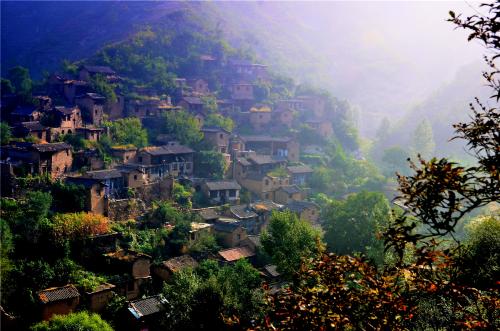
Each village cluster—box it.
[1,58,335,328]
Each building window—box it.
[265,179,269,186]
[134,175,138,180]
[210,191,218,198]
[237,234,241,240]
[229,190,236,197]
[138,156,143,163]
[220,133,223,139]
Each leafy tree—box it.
[411,119,435,159]
[16,191,53,244]
[1,78,15,94]
[376,117,391,141]
[169,218,191,253]
[31,311,113,331]
[90,74,117,103]
[105,118,148,148]
[204,113,234,131]
[188,232,220,258]
[149,201,182,225]
[50,181,87,213]
[261,210,322,277]
[323,191,391,264]
[172,183,192,208]
[194,150,226,179]
[201,95,218,113]
[162,111,203,147]
[51,212,110,244]
[8,66,32,100]
[1,122,12,145]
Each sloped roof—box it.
[140,144,194,156]
[277,185,302,195]
[31,142,71,153]
[201,126,230,134]
[76,92,105,100]
[128,295,167,319]
[38,285,79,304]
[285,200,319,213]
[230,205,258,219]
[197,208,220,221]
[240,135,292,143]
[54,105,79,115]
[20,121,46,131]
[287,164,313,174]
[82,169,123,180]
[263,264,280,278]
[218,246,255,262]
[104,249,151,262]
[181,96,203,105]
[65,176,107,188]
[162,255,199,273]
[213,220,242,233]
[204,180,241,191]
[248,154,285,165]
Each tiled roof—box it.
[196,208,220,221]
[218,246,255,262]
[128,295,167,319]
[252,200,283,212]
[214,220,241,233]
[201,126,230,134]
[204,180,241,191]
[236,157,251,166]
[287,164,313,174]
[240,135,292,143]
[31,142,71,153]
[263,264,280,278]
[248,154,285,165]
[140,144,194,156]
[76,92,105,100]
[82,169,123,180]
[65,176,106,188]
[285,200,319,213]
[104,249,151,262]
[55,106,78,115]
[163,255,199,273]
[278,185,302,195]
[230,205,258,219]
[88,283,116,294]
[38,285,80,304]
[182,96,203,105]
[20,121,46,131]
[83,65,116,74]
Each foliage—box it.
[381,146,411,177]
[204,112,234,131]
[411,119,435,159]
[172,183,193,208]
[104,117,148,148]
[50,181,87,213]
[194,150,227,179]
[169,218,191,253]
[1,78,15,94]
[51,212,110,243]
[261,210,322,277]
[149,200,183,225]
[1,121,12,145]
[323,191,391,264]
[8,66,32,101]
[31,311,113,331]
[188,232,220,257]
[267,166,288,178]
[90,74,117,103]
[129,227,170,261]
[162,111,203,147]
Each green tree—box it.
[31,311,113,331]
[261,210,322,277]
[376,117,391,141]
[172,183,192,208]
[204,113,234,131]
[8,66,32,100]
[162,111,203,147]
[90,74,117,103]
[323,191,390,262]
[381,146,411,177]
[105,118,148,148]
[194,150,227,179]
[50,181,87,213]
[411,119,435,159]
[1,122,12,145]
[1,78,15,95]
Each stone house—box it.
[152,255,199,282]
[106,94,126,120]
[249,105,272,130]
[231,82,254,101]
[237,135,300,162]
[273,106,295,128]
[111,146,137,164]
[79,169,126,198]
[75,92,105,126]
[38,285,80,320]
[305,119,333,138]
[218,246,255,264]
[276,98,306,111]
[136,143,194,178]
[226,204,265,235]
[103,249,152,300]
[10,106,41,123]
[201,126,231,154]
[285,200,320,224]
[86,283,116,313]
[127,295,167,331]
[201,180,241,205]
[186,78,210,95]
[189,222,213,242]
[52,105,83,136]
[12,121,49,143]
[76,126,105,142]
[274,185,304,205]
[79,65,118,82]
[63,80,89,104]
[287,164,313,186]
[213,219,248,248]
[297,95,327,118]
[65,176,107,215]
[228,59,269,81]
[1,142,72,178]
[126,96,174,119]
[178,96,204,113]
[72,149,105,171]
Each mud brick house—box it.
[286,164,313,186]
[38,285,80,320]
[111,146,137,164]
[103,249,152,300]
[79,65,119,82]
[201,126,231,154]
[305,119,334,138]
[152,255,199,282]
[249,105,272,130]
[65,176,107,215]
[78,169,126,198]
[135,143,194,177]
[178,96,204,113]
[86,283,116,313]
[195,207,221,223]
[213,219,248,248]
[186,78,210,95]
[75,92,105,126]
[273,106,295,128]
[201,180,241,205]
[52,105,83,136]
[128,295,167,331]
[230,82,254,110]
[48,72,73,96]
[76,126,105,142]
[12,121,49,143]
[218,246,255,264]
[33,95,53,111]
[126,96,174,119]
[236,135,300,162]
[72,149,105,171]
[276,98,306,111]
[10,105,41,123]
[274,185,304,204]
[297,95,327,118]
[285,200,320,224]
[226,204,266,235]
[1,142,72,178]
[228,59,269,81]
[63,80,89,103]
